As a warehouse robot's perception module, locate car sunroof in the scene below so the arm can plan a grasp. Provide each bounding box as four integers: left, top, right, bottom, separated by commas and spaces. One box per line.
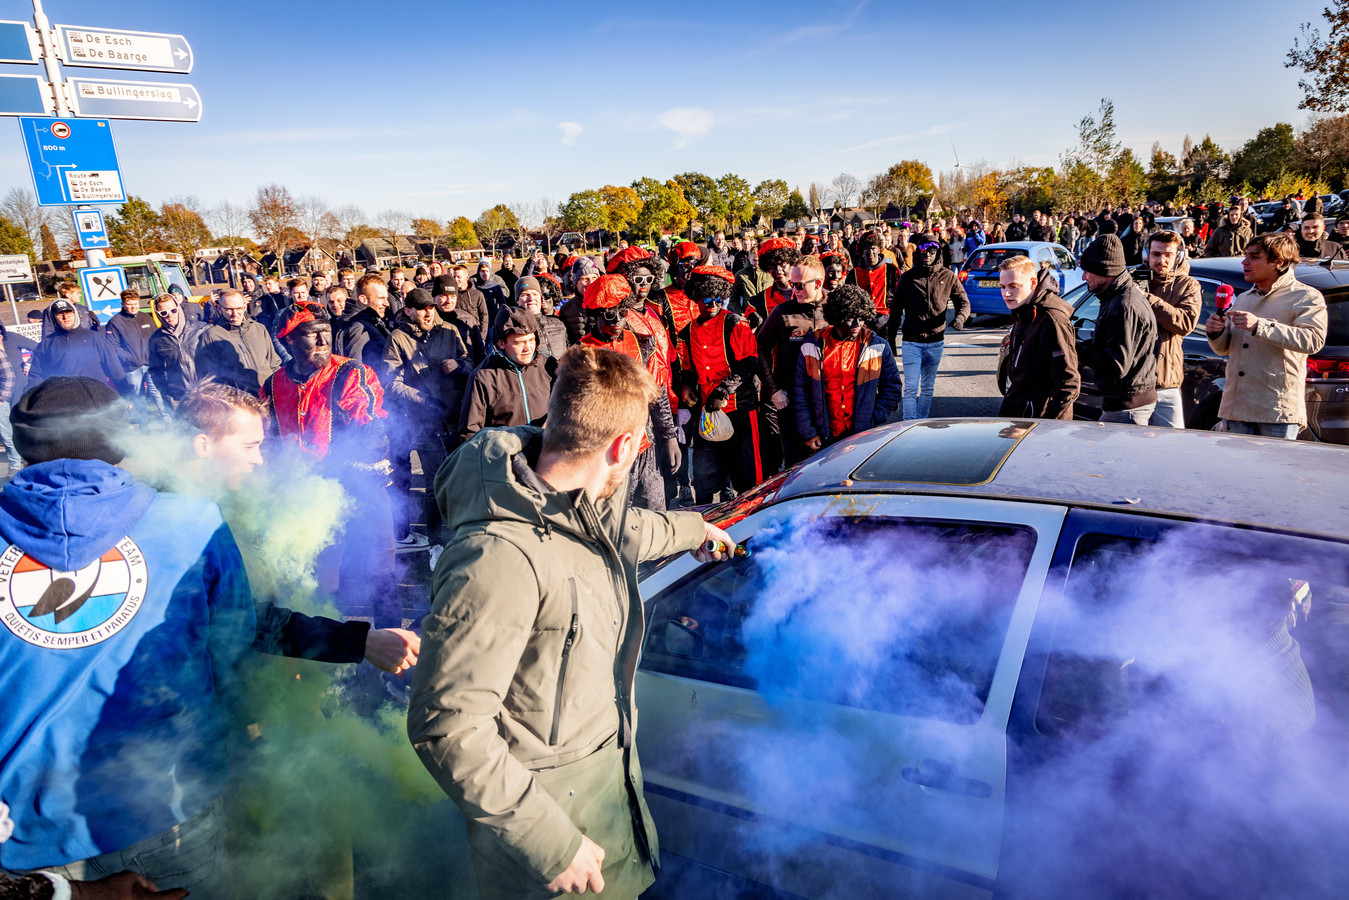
850, 421, 1035, 485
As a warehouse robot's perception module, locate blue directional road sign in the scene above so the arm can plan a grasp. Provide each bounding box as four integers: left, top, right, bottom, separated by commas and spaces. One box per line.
79, 265, 127, 319
19, 117, 125, 206
72, 209, 110, 251
0, 75, 51, 115
0, 20, 38, 64
57, 25, 193, 75
66, 77, 201, 122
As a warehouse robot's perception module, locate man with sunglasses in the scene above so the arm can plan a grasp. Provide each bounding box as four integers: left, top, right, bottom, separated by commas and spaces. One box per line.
845, 232, 900, 333
890, 233, 970, 420
579, 275, 680, 510
756, 254, 828, 464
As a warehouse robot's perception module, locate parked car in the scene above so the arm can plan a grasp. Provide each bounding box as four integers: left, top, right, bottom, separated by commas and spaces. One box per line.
1064, 257, 1349, 441
958, 242, 1084, 316
639, 419, 1349, 899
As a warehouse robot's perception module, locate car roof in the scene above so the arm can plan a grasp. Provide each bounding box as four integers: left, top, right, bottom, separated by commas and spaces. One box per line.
1186, 258, 1349, 295
970, 241, 1061, 251
774, 419, 1349, 541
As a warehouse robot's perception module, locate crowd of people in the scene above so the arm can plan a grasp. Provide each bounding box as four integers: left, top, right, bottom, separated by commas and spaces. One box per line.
0, 185, 1336, 898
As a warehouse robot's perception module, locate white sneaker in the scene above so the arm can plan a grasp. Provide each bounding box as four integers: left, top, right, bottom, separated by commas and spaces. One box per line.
394, 533, 430, 553
428, 544, 444, 570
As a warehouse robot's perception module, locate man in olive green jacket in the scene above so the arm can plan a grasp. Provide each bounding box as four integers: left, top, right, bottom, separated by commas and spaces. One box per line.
408, 346, 732, 899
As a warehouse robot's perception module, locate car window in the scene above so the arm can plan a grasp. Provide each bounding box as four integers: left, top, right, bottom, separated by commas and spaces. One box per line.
641, 516, 1037, 724
1055, 248, 1077, 270
1072, 291, 1100, 325
1325, 291, 1349, 346
1036, 248, 1056, 270
966, 247, 1027, 271
1036, 529, 1349, 740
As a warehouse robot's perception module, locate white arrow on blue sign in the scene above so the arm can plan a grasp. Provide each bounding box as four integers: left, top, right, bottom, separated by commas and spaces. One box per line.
66, 76, 201, 122
79, 265, 127, 319
56, 25, 193, 75
72, 209, 109, 250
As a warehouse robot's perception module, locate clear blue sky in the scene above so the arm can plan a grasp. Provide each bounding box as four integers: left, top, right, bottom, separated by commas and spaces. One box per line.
0, 0, 1331, 229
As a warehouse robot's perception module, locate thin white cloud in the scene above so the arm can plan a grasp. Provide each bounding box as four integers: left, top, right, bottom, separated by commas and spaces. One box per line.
770, 0, 869, 48
659, 107, 715, 149
558, 122, 583, 146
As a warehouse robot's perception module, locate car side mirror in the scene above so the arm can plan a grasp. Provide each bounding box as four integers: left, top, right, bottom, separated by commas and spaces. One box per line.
662, 621, 705, 659
1076, 325, 1095, 341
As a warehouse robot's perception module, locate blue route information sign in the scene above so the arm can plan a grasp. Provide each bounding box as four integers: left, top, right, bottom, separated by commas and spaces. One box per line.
18, 117, 125, 206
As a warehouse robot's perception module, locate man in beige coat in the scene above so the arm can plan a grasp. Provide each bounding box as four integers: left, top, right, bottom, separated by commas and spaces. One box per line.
1145, 231, 1203, 427
1206, 233, 1327, 438
408, 345, 733, 899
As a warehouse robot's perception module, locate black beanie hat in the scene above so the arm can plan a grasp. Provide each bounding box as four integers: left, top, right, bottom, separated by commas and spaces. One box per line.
404, 287, 434, 310
11, 377, 127, 465
1079, 234, 1127, 278
493, 305, 538, 339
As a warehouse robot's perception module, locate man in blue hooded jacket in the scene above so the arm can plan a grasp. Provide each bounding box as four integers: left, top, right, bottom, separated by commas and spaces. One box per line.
0, 377, 254, 899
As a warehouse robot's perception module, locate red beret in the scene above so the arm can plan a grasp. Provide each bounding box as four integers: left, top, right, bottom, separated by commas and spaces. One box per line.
583, 274, 632, 310
691, 265, 735, 284
671, 241, 701, 260
759, 237, 795, 255
277, 301, 327, 340
605, 246, 652, 274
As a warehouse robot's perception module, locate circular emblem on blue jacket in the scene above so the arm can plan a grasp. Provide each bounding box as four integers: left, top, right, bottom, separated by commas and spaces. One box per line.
0, 538, 148, 649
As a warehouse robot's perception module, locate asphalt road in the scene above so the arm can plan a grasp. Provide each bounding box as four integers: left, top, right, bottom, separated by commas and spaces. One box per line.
925, 313, 1010, 419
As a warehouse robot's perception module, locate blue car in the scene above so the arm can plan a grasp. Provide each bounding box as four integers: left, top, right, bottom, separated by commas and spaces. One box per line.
958, 241, 1084, 316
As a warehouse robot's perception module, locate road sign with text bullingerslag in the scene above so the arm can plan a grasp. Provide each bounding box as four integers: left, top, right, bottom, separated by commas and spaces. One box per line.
66, 76, 201, 122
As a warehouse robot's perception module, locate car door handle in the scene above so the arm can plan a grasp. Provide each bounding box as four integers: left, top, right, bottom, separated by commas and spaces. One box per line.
901, 759, 993, 799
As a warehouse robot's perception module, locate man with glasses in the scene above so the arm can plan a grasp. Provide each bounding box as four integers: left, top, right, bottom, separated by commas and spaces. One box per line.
757, 254, 828, 464
890, 233, 970, 420
194, 289, 282, 394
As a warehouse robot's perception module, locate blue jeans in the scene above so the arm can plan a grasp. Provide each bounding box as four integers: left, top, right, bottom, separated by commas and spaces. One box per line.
0, 401, 20, 471
901, 340, 944, 420
1149, 387, 1184, 428
34, 797, 230, 900
1100, 404, 1157, 425
1220, 419, 1301, 440
126, 365, 169, 421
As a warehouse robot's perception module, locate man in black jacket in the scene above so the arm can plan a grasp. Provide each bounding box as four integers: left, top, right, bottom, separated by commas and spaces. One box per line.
458, 308, 553, 443
996, 256, 1080, 419
106, 288, 166, 421
1081, 234, 1158, 424
29, 298, 128, 392
336, 274, 395, 372
1294, 213, 1346, 260
891, 233, 970, 420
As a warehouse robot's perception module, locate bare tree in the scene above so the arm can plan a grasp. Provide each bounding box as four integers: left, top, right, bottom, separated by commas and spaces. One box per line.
249, 184, 299, 275
295, 196, 331, 272
209, 200, 252, 288
1, 188, 51, 256
828, 172, 862, 208
508, 200, 537, 255
375, 208, 411, 266
330, 204, 366, 264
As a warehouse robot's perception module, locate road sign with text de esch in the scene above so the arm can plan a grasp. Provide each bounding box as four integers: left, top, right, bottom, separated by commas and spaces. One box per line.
19, 117, 125, 206
66, 77, 201, 122
56, 25, 193, 74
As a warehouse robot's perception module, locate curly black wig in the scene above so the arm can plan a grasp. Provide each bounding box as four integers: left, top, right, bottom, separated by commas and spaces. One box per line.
685, 271, 735, 304
823, 284, 877, 327
757, 243, 800, 273
858, 232, 884, 252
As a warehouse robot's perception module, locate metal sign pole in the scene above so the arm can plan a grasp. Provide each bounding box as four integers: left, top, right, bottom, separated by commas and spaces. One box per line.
3, 282, 16, 327
31, 0, 67, 115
